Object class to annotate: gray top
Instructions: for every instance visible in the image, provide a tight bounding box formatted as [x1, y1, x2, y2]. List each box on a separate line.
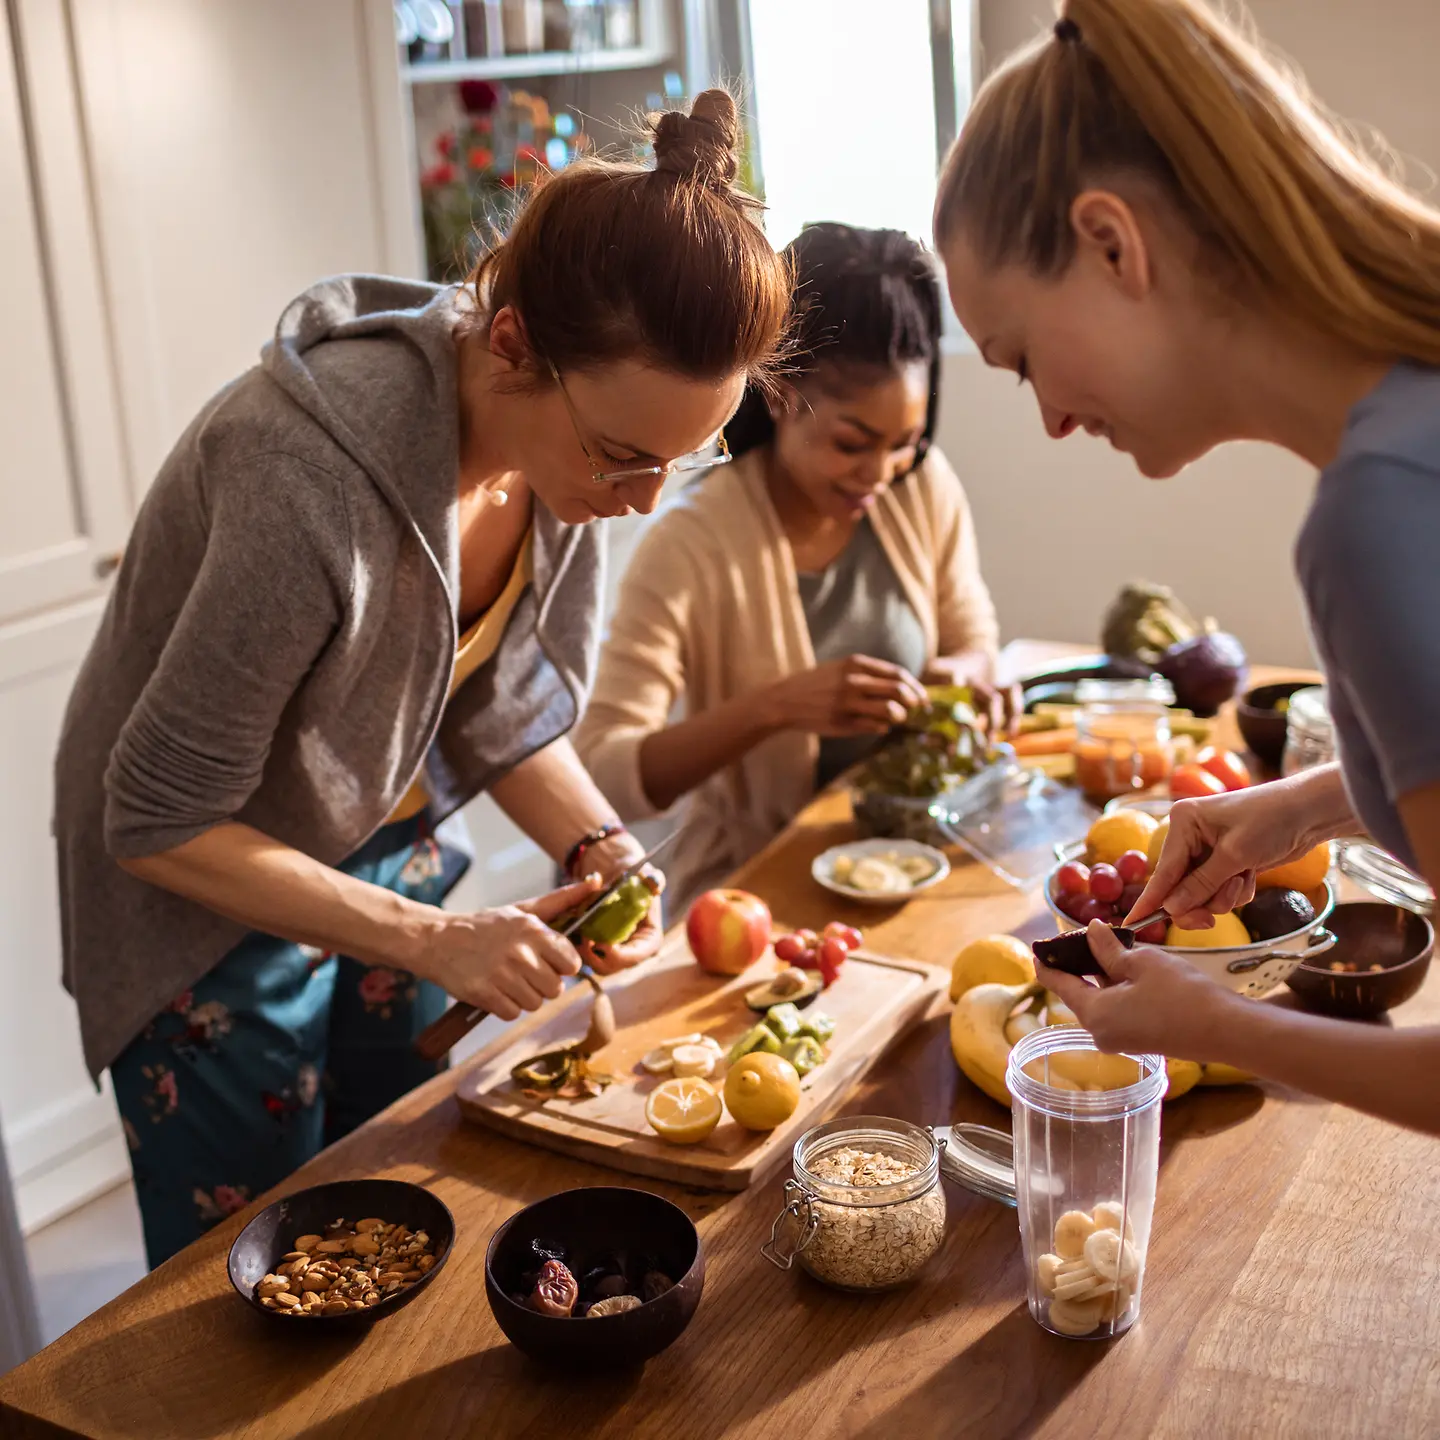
[1296, 361, 1440, 872]
[55, 276, 604, 1077]
[797, 517, 927, 788]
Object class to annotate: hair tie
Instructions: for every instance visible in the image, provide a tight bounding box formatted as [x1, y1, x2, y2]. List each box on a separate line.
[1054, 16, 1082, 42]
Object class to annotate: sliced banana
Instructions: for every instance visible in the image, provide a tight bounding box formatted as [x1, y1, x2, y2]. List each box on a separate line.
[1035, 1252, 1064, 1297]
[658, 1033, 703, 1052]
[1004, 1012, 1043, 1047]
[697, 1035, 725, 1055]
[1052, 1269, 1115, 1304]
[1100, 1283, 1135, 1322]
[670, 1044, 716, 1079]
[1053, 1209, 1098, 1260]
[1046, 1296, 1105, 1336]
[1091, 1200, 1136, 1240]
[640, 1048, 675, 1075]
[1083, 1227, 1139, 1285]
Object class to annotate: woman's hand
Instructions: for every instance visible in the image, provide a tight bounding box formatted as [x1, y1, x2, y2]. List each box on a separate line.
[418, 878, 602, 1021]
[1127, 769, 1348, 929]
[575, 832, 665, 974]
[763, 654, 927, 738]
[1037, 921, 1244, 1060]
[922, 653, 1021, 737]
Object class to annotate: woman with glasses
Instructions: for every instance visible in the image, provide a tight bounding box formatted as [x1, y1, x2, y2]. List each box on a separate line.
[575, 223, 1000, 914]
[54, 91, 790, 1267]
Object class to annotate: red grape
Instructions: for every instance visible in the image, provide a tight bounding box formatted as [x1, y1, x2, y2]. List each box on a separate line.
[1119, 882, 1146, 916]
[1115, 850, 1150, 886]
[1068, 896, 1107, 926]
[1089, 863, 1123, 904]
[1056, 861, 1091, 898]
[1058, 893, 1090, 922]
[794, 929, 818, 949]
[774, 934, 810, 964]
[1137, 920, 1168, 944]
[823, 922, 863, 952]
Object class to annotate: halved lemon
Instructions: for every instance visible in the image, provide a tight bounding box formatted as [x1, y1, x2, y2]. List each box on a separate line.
[645, 1076, 722, 1145]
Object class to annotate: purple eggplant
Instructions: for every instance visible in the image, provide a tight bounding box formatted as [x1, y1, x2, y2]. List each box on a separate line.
[1156, 632, 1248, 717]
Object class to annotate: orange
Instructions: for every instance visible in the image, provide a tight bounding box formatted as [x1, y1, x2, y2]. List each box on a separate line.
[1084, 809, 1159, 867]
[645, 1077, 722, 1145]
[1255, 843, 1331, 893]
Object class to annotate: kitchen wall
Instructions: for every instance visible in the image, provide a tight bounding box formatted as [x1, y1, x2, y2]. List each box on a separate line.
[937, 0, 1440, 669]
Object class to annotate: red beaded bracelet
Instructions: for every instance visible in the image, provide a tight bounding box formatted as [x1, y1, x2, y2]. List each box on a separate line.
[563, 822, 627, 878]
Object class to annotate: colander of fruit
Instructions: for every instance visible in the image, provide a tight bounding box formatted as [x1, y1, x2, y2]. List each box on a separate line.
[1043, 805, 1337, 997]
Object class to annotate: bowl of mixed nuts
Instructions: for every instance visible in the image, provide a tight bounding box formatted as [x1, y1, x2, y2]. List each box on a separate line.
[227, 1178, 454, 1326]
[485, 1186, 704, 1366]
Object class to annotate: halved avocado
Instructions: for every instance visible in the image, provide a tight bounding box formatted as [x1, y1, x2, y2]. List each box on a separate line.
[745, 968, 824, 1012]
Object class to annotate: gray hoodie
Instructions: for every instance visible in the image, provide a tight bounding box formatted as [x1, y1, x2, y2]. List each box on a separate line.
[54, 276, 603, 1077]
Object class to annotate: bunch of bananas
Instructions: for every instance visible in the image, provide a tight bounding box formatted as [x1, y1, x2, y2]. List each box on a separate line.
[946, 936, 1254, 1105]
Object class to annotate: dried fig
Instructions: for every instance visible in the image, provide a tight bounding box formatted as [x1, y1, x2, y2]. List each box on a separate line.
[587, 1295, 642, 1317]
[526, 1259, 578, 1318]
[641, 1271, 674, 1302]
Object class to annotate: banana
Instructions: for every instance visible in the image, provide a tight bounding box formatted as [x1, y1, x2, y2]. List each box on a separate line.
[1199, 1061, 1256, 1086]
[1083, 1227, 1139, 1285]
[1036, 1252, 1064, 1297]
[949, 981, 1040, 1105]
[670, 1044, 716, 1079]
[1004, 1009, 1043, 1047]
[1053, 1210, 1097, 1260]
[1044, 992, 1079, 1027]
[1047, 1296, 1105, 1335]
[1164, 1058, 1204, 1100]
[1091, 1201, 1136, 1240]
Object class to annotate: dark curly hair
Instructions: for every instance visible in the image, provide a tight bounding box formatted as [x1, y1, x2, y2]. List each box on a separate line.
[724, 223, 943, 467]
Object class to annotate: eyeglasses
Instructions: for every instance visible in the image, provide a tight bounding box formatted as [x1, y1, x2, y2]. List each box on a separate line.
[547, 359, 732, 484]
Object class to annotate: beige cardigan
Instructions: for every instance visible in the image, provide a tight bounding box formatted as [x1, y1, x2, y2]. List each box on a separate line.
[574, 446, 999, 911]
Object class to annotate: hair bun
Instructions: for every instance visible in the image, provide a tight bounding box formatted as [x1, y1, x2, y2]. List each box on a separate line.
[652, 88, 740, 188]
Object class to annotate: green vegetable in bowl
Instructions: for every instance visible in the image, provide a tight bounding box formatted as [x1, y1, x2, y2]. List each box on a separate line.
[855, 685, 997, 800]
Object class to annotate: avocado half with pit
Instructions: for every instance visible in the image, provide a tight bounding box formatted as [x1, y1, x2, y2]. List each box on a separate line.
[745, 967, 824, 1012]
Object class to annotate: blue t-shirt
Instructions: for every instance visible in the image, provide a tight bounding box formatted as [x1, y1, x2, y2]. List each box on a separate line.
[1295, 362, 1440, 870]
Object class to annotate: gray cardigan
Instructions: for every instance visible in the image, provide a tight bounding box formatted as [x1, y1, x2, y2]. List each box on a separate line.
[54, 276, 603, 1077]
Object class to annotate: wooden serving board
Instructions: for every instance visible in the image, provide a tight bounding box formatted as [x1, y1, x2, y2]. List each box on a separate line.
[455, 929, 944, 1190]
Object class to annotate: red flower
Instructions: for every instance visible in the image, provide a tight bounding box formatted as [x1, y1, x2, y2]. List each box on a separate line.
[467, 146, 494, 171]
[459, 80, 499, 114]
[213, 1185, 250, 1216]
[421, 162, 458, 188]
[436, 130, 457, 159]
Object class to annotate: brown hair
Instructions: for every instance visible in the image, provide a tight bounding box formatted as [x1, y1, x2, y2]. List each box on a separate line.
[933, 0, 1440, 364]
[469, 89, 790, 386]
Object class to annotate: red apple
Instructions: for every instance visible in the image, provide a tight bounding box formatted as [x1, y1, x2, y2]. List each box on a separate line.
[686, 889, 773, 976]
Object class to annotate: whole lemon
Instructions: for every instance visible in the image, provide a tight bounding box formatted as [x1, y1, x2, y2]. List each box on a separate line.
[1164, 912, 1251, 948]
[949, 934, 1035, 1001]
[1146, 817, 1170, 873]
[1085, 810, 1159, 867]
[723, 1052, 801, 1131]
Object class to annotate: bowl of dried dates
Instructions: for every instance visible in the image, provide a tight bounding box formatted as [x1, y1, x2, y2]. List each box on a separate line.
[485, 1186, 704, 1366]
[228, 1178, 454, 1326]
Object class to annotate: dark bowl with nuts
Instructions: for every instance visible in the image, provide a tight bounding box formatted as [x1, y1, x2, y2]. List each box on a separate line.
[485, 1186, 704, 1367]
[227, 1178, 455, 1327]
[1285, 901, 1434, 1020]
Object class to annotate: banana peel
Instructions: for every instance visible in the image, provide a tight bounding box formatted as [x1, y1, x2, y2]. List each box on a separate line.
[950, 981, 1251, 1106]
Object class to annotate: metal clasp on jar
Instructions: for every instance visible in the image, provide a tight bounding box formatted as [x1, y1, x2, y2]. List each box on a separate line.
[760, 1180, 819, 1271]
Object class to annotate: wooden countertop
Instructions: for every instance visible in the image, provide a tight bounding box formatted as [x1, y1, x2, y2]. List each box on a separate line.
[5, 657, 1437, 1439]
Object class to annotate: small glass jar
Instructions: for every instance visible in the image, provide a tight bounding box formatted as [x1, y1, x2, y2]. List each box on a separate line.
[761, 1116, 946, 1292]
[1073, 678, 1176, 804]
[1281, 685, 1334, 776]
[1007, 1026, 1166, 1341]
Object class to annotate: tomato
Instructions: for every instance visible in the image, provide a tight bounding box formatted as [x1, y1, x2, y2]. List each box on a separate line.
[1170, 763, 1227, 800]
[1089, 863, 1123, 904]
[1056, 861, 1091, 898]
[822, 922, 864, 952]
[1115, 850, 1149, 886]
[1196, 747, 1251, 792]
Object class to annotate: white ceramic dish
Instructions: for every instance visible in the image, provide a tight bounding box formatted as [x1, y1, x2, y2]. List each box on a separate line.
[813, 839, 950, 905]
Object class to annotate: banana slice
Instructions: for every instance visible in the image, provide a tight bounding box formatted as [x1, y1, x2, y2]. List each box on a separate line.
[1083, 1227, 1139, 1285]
[697, 1035, 725, 1055]
[640, 1048, 676, 1075]
[1035, 1253, 1064, 1297]
[1052, 1270, 1115, 1304]
[1100, 1283, 1135, 1322]
[1091, 1200, 1136, 1240]
[658, 1033, 703, 1052]
[1046, 1296, 1105, 1336]
[670, 1044, 716, 1079]
[1053, 1209, 1098, 1260]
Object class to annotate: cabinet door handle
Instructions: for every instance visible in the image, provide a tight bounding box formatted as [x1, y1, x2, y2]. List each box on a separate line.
[94, 550, 123, 579]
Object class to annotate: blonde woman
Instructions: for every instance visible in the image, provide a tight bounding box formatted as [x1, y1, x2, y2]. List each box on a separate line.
[575, 225, 999, 914]
[935, 0, 1440, 1133]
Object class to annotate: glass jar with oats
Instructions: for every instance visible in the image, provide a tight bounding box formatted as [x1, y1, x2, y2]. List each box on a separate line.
[761, 1116, 947, 1292]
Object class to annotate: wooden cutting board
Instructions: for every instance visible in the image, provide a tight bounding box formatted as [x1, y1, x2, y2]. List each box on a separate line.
[455, 929, 945, 1190]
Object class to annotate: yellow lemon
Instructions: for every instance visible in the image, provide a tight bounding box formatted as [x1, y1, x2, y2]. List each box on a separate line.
[1146, 818, 1170, 873]
[949, 934, 1036, 1001]
[1164, 912, 1251, 949]
[723, 1052, 801, 1131]
[1085, 810, 1159, 867]
[645, 1076, 722, 1145]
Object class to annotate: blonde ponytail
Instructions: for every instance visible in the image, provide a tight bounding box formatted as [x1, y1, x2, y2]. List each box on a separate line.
[935, 0, 1440, 365]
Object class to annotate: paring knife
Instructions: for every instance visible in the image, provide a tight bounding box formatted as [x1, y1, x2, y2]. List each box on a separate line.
[412, 829, 678, 1063]
[1032, 909, 1168, 978]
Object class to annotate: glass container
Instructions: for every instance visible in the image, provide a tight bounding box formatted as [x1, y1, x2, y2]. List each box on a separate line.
[1073, 678, 1176, 804]
[1281, 685, 1334, 776]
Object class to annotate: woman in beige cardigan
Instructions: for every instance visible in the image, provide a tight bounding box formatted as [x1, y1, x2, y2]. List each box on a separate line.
[576, 225, 999, 911]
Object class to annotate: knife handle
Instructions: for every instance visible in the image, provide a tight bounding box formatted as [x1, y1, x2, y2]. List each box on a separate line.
[414, 1000, 487, 1063]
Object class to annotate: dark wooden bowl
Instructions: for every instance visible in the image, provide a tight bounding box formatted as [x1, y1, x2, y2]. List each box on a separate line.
[227, 1178, 455, 1328]
[1236, 681, 1311, 771]
[485, 1186, 704, 1367]
[1285, 902, 1434, 1019]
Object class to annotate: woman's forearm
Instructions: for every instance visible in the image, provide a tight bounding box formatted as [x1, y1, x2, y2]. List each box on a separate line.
[118, 823, 440, 970]
[1290, 763, 1360, 844]
[636, 689, 785, 813]
[1210, 999, 1440, 1135]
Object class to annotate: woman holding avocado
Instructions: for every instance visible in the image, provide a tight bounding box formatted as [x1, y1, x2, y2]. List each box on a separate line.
[934, 0, 1440, 1133]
